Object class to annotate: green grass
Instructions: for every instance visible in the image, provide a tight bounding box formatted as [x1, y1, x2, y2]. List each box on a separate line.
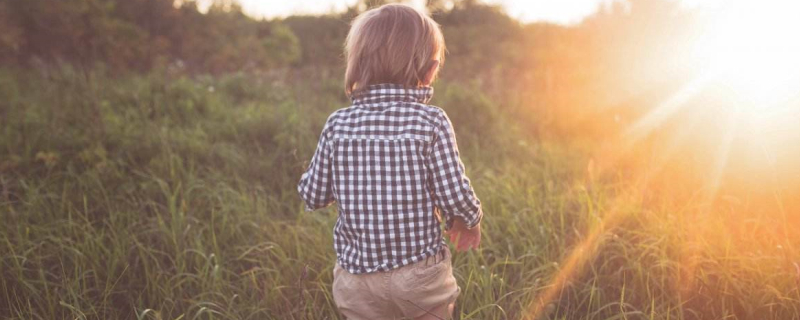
[1, 66, 799, 319]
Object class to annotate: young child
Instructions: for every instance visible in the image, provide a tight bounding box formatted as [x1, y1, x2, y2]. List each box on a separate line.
[298, 4, 483, 319]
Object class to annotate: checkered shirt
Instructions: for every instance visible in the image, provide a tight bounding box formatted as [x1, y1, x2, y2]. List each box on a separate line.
[298, 83, 483, 274]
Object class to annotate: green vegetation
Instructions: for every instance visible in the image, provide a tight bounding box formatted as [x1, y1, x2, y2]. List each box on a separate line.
[2, 0, 799, 319]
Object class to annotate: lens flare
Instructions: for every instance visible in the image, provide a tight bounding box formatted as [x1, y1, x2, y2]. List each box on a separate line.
[692, 1, 800, 110]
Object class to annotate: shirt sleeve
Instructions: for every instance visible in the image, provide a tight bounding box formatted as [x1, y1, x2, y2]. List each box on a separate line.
[427, 110, 483, 229]
[297, 118, 335, 211]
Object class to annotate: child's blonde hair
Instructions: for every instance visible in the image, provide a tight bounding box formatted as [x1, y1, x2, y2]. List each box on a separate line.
[344, 4, 445, 95]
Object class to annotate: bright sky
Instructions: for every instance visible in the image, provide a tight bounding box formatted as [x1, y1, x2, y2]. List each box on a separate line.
[205, 0, 714, 25]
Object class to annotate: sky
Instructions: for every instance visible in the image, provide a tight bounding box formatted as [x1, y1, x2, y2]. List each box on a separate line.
[201, 0, 715, 25]
[228, 0, 614, 24]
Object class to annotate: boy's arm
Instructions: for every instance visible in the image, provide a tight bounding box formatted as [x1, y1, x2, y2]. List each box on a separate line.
[428, 110, 483, 230]
[297, 119, 335, 211]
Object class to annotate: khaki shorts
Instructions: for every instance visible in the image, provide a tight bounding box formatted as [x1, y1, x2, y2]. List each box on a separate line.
[332, 246, 460, 319]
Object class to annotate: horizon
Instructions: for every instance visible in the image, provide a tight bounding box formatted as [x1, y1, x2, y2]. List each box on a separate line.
[195, 0, 720, 25]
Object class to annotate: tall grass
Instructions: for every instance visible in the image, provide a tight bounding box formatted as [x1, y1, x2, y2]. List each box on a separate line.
[1, 66, 798, 319]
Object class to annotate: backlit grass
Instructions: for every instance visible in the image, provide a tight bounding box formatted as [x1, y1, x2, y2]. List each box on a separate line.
[1, 66, 798, 319]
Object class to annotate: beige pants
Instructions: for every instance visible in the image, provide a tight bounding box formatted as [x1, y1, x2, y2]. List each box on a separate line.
[332, 246, 460, 319]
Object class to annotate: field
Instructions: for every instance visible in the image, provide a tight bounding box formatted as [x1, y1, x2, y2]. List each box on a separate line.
[3, 0, 800, 319]
[1, 64, 799, 320]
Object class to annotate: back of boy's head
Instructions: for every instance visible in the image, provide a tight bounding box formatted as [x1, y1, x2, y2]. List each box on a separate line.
[344, 4, 445, 95]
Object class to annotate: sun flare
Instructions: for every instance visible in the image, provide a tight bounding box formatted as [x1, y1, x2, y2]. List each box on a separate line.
[625, 0, 800, 190]
[692, 1, 800, 109]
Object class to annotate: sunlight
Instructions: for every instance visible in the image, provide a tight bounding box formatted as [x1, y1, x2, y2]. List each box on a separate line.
[690, 0, 800, 182]
[625, 0, 800, 188]
[692, 1, 800, 110]
[630, 1, 800, 142]
[625, 73, 714, 139]
[523, 185, 644, 320]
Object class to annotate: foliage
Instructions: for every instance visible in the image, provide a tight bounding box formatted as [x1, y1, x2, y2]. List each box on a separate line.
[0, 0, 301, 74]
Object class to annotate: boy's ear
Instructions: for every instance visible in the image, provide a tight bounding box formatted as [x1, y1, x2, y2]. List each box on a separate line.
[422, 60, 440, 86]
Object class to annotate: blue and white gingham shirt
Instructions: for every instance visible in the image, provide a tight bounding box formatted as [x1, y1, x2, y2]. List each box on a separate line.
[298, 84, 483, 274]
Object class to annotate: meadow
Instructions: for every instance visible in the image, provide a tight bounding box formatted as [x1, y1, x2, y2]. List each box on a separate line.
[2, 63, 799, 319]
[2, 0, 800, 319]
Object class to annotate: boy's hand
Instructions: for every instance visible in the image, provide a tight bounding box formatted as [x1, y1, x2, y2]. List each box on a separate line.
[446, 219, 481, 252]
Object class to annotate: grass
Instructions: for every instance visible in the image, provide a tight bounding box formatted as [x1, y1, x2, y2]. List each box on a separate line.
[1, 65, 799, 319]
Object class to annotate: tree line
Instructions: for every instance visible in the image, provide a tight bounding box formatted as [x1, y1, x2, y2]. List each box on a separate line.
[0, 0, 701, 138]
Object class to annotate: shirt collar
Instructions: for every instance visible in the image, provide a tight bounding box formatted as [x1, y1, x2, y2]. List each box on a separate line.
[350, 84, 433, 106]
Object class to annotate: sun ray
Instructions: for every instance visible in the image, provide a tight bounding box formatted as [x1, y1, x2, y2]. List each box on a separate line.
[523, 177, 655, 320]
[522, 2, 800, 318]
[677, 107, 741, 297]
[523, 86, 723, 319]
[705, 112, 739, 199]
[624, 73, 713, 142]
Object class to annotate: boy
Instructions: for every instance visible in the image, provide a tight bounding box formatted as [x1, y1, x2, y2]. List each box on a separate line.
[298, 4, 483, 319]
